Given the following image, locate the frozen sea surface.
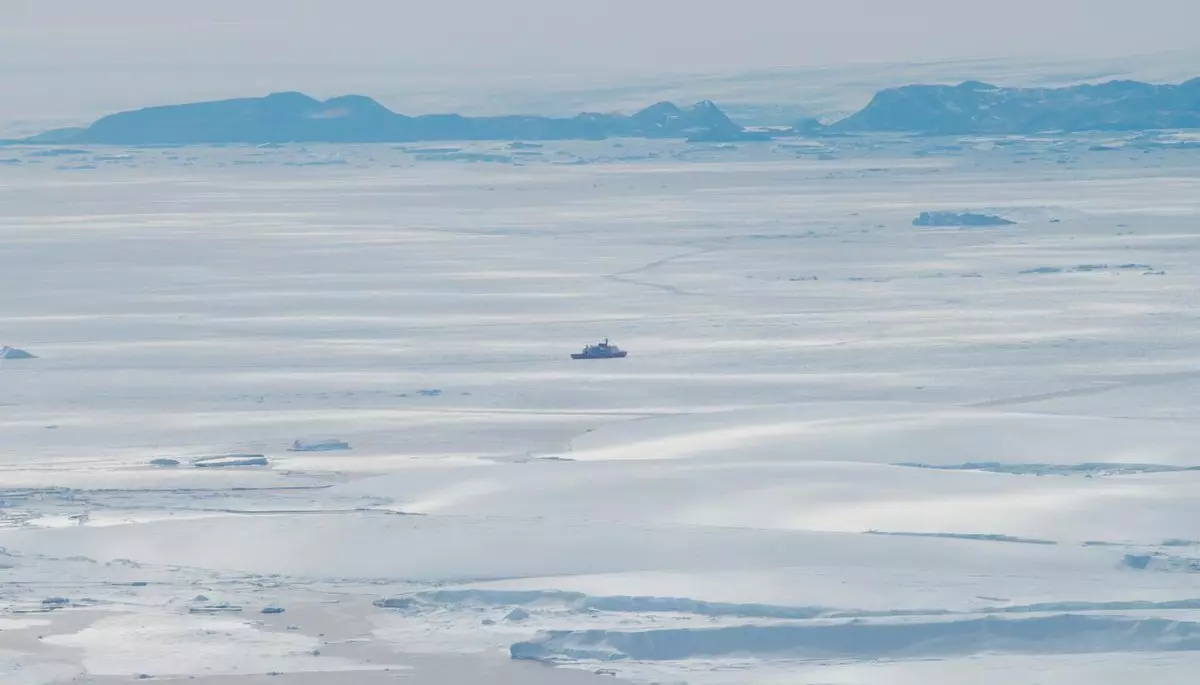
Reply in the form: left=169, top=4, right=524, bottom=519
left=2, top=135, right=1200, bottom=683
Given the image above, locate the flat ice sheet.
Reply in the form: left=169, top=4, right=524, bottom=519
left=3, top=134, right=1200, bottom=683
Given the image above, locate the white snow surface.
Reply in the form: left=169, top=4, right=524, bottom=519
left=42, top=612, right=381, bottom=676
left=3, top=133, right=1200, bottom=683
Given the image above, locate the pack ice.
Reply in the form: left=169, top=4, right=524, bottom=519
left=3, top=117, right=1200, bottom=685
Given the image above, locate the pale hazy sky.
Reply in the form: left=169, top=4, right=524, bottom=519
left=3, top=0, right=1198, bottom=131
left=7, top=0, right=1200, bottom=73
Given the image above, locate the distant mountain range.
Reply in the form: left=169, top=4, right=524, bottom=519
left=820, top=78, right=1200, bottom=135
left=17, top=77, right=1200, bottom=145
left=25, top=92, right=764, bottom=145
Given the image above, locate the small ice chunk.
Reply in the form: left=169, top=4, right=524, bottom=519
left=188, top=603, right=242, bottom=614
left=374, top=597, right=417, bottom=610
left=192, top=454, right=268, bottom=468
left=289, top=438, right=351, bottom=452
left=150, top=458, right=181, bottom=468
left=1123, top=554, right=1153, bottom=570
left=504, top=608, right=531, bottom=622
left=1, top=345, right=36, bottom=359
left=913, top=211, right=1015, bottom=227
